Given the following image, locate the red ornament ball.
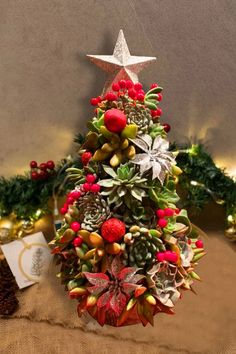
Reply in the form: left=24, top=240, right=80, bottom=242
left=101, top=218, right=126, bottom=243
left=30, top=160, right=37, bottom=169
left=38, top=170, right=48, bottom=179
left=104, top=109, right=127, bottom=133
left=158, top=218, right=168, bottom=228
left=39, top=163, right=47, bottom=171
left=31, top=171, right=39, bottom=180
left=70, top=221, right=81, bottom=233
left=81, top=151, right=92, bottom=166
left=46, top=160, right=55, bottom=170
left=163, top=123, right=171, bottom=133
left=195, top=239, right=204, bottom=248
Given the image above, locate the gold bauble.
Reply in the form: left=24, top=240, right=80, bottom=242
left=225, top=226, right=236, bottom=241
left=0, top=214, right=34, bottom=244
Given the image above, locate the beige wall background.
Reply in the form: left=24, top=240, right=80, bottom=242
left=0, top=0, right=235, bottom=177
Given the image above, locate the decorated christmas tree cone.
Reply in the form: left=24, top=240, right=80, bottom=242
left=50, top=30, right=205, bottom=327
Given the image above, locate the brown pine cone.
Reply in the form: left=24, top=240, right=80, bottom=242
left=0, top=259, right=19, bottom=316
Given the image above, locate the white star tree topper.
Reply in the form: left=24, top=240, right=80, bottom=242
left=87, top=30, right=156, bottom=94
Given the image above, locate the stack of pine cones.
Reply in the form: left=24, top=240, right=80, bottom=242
left=0, top=258, right=19, bottom=315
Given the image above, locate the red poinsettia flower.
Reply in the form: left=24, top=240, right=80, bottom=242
left=83, top=256, right=144, bottom=318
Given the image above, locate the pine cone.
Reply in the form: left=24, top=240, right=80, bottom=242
left=0, top=259, right=19, bottom=316
left=76, top=193, right=111, bottom=232
left=125, top=105, right=153, bottom=134
left=123, top=226, right=165, bottom=268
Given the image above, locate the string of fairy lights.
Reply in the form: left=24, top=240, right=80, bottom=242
left=0, top=142, right=235, bottom=244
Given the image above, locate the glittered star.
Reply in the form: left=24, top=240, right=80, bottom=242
left=87, top=30, right=156, bottom=94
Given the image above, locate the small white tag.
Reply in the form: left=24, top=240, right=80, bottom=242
left=1, top=232, right=52, bottom=289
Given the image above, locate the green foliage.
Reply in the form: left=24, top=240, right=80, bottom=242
left=174, top=143, right=236, bottom=218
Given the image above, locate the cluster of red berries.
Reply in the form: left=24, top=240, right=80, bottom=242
left=60, top=174, right=100, bottom=216
left=156, top=207, right=179, bottom=229
left=30, top=160, right=55, bottom=180
left=156, top=250, right=178, bottom=263
left=90, top=80, right=163, bottom=106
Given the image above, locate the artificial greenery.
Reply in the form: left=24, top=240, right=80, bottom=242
left=0, top=140, right=235, bottom=237
left=174, top=143, right=236, bottom=221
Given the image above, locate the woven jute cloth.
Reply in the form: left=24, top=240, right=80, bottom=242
left=1, top=228, right=236, bottom=354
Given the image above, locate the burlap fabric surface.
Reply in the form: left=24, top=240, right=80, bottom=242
left=1, top=211, right=236, bottom=354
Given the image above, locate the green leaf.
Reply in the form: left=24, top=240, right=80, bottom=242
left=102, top=165, right=117, bottom=178
left=98, top=179, right=114, bottom=187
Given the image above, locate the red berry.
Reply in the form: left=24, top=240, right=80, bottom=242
left=69, top=190, right=81, bottom=199
left=163, top=123, right=171, bottom=133
left=157, top=93, right=163, bottom=101
left=39, top=163, right=47, bottom=171
left=134, top=82, right=143, bottom=91
left=156, top=252, right=165, bottom=262
left=101, top=218, right=126, bottom=243
left=60, top=207, right=67, bottom=215
left=46, top=160, right=55, bottom=170
left=156, top=209, right=165, bottom=218
left=128, top=88, right=137, bottom=99
left=81, top=151, right=92, bottom=166
left=188, top=239, right=192, bottom=245
left=156, top=108, right=162, bottom=117
left=38, top=170, right=48, bottom=179
left=67, top=196, right=74, bottom=205
left=31, top=171, right=39, bottom=180
left=158, top=218, right=168, bottom=228
left=195, top=240, right=204, bottom=248
left=175, top=208, right=180, bottom=214
left=151, top=110, right=159, bottom=118
left=150, top=83, right=158, bottom=89
left=112, top=83, right=120, bottom=91
left=104, top=108, right=127, bottom=133
left=164, top=208, right=174, bottom=217
left=105, top=92, right=117, bottom=101
left=138, top=89, right=145, bottom=95
left=73, top=236, right=83, bottom=247
left=70, top=222, right=81, bottom=232
left=83, top=183, right=91, bottom=192
left=30, top=160, right=37, bottom=169
left=125, top=80, right=133, bottom=89
left=119, top=80, right=126, bottom=88
left=90, top=97, right=99, bottom=106
left=165, top=251, right=178, bottom=263
left=136, top=93, right=145, bottom=102
left=97, top=96, right=102, bottom=103
left=90, top=184, right=101, bottom=193
left=86, top=174, right=96, bottom=184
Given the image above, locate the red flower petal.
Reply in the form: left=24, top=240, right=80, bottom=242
left=83, top=272, right=109, bottom=286
left=97, top=291, right=111, bottom=308
left=110, top=291, right=127, bottom=316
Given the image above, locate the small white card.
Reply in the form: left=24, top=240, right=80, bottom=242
left=1, top=232, right=52, bottom=289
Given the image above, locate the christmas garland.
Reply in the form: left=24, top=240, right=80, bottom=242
left=0, top=143, right=235, bottom=240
